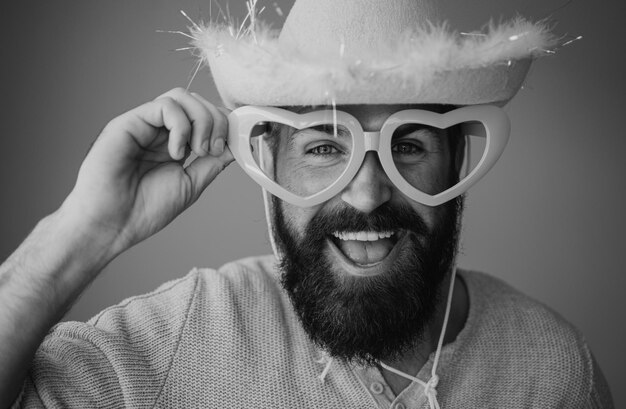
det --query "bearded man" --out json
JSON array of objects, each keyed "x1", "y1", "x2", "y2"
[{"x1": 0, "y1": 0, "x2": 614, "y2": 408}]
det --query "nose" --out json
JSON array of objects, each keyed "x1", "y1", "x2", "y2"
[{"x1": 340, "y1": 152, "x2": 392, "y2": 213}]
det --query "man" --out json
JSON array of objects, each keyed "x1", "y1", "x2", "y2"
[{"x1": 0, "y1": 0, "x2": 614, "y2": 408}]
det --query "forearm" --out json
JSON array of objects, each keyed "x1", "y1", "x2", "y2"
[
  {"x1": 0, "y1": 89, "x2": 229, "y2": 407},
  {"x1": 0, "y1": 208, "x2": 118, "y2": 407}
]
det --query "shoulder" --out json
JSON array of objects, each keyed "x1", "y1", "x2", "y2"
[
  {"x1": 37, "y1": 255, "x2": 283, "y2": 361},
  {"x1": 76, "y1": 254, "x2": 292, "y2": 351},
  {"x1": 459, "y1": 269, "x2": 584, "y2": 349},
  {"x1": 26, "y1": 255, "x2": 289, "y2": 407},
  {"x1": 81, "y1": 254, "x2": 282, "y2": 333},
  {"x1": 205, "y1": 254, "x2": 283, "y2": 294},
  {"x1": 450, "y1": 269, "x2": 612, "y2": 407}
]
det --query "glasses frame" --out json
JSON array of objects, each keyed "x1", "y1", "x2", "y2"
[{"x1": 227, "y1": 105, "x2": 510, "y2": 207}]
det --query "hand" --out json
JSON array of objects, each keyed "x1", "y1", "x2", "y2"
[{"x1": 60, "y1": 88, "x2": 234, "y2": 258}]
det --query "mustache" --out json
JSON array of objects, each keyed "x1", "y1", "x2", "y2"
[{"x1": 305, "y1": 202, "x2": 430, "y2": 238}]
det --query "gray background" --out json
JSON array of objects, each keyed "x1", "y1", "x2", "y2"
[{"x1": 1, "y1": 0, "x2": 624, "y2": 406}]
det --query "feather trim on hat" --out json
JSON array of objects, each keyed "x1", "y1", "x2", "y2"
[{"x1": 189, "y1": 18, "x2": 558, "y2": 107}]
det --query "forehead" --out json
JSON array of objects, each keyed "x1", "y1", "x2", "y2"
[{"x1": 290, "y1": 104, "x2": 455, "y2": 132}]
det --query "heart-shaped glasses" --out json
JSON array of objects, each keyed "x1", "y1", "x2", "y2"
[{"x1": 227, "y1": 105, "x2": 510, "y2": 207}]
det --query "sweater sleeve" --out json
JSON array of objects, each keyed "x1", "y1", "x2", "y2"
[
  {"x1": 588, "y1": 351, "x2": 614, "y2": 409},
  {"x1": 13, "y1": 269, "x2": 203, "y2": 409}
]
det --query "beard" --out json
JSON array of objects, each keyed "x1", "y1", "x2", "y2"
[{"x1": 273, "y1": 195, "x2": 463, "y2": 366}]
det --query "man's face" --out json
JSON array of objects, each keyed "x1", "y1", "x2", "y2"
[{"x1": 270, "y1": 104, "x2": 464, "y2": 365}]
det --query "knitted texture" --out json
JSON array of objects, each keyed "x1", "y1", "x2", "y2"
[{"x1": 14, "y1": 255, "x2": 613, "y2": 408}]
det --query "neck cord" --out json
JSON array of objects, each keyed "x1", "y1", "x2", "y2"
[
  {"x1": 379, "y1": 266, "x2": 457, "y2": 409},
  {"x1": 259, "y1": 133, "x2": 281, "y2": 259}
]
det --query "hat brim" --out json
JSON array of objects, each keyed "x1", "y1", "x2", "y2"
[{"x1": 193, "y1": 18, "x2": 554, "y2": 109}]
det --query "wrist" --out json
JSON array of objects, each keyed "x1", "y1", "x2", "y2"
[
  {"x1": 56, "y1": 194, "x2": 131, "y2": 261},
  {"x1": 51, "y1": 205, "x2": 122, "y2": 269}
]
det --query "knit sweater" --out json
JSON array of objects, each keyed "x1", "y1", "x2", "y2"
[{"x1": 13, "y1": 255, "x2": 613, "y2": 408}]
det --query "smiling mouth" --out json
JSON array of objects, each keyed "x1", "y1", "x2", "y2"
[{"x1": 327, "y1": 230, "x2": 405, "y2": 275}]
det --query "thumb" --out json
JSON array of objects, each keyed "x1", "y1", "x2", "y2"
[{"x1": 184, "y1": 148, "x2": 235, "y2": 201}]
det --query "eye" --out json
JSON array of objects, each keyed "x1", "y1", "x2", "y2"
[
  {"x1": 392, "y1": 141, "x2": 424, "y2": 155},
  {"x1": 308, "y1": 144, "x2": 341, "y2": 155}
]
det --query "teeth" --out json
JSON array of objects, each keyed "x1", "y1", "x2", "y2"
[{"x1": 332, "y1": 231, "x2": 396, "y2": 241}]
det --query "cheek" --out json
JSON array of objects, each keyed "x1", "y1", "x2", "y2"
[
  {"x1": 394, "y1": 195, "x2": 440, "y2": 230},
  {"x1": 392, "y1": 139, "x2": 455, "y2": 196},
  {"x1": 396, "y1": 160, "x2": 453, "y2": 195},
  {"x1": 277, "y1": 159, "x2": 335, "y2": 196},
  {"x1": 279, "y1": 200, "x2": 320, "y2": 238},
  {"x1": 277, "y1": 156, "x2": 346, "y2": 197}
]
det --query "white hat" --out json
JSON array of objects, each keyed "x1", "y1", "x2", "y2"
[{"x1": 191, "y1": 0, "x2": 558, "y2": 109}]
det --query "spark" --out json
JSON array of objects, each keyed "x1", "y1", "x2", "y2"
[
  {"x1": 539, "y1": 0, "x2": 574, "y2": 19},
  {"x1": 246, "y1": 0, "x2": 260, "y2": 43},
  {"x1": 209, "y1": 0, "x2": 228, "y2": 23},
  {"x1": 180, "y1": 10, "x2": 202, "y2": 32},
  {"x1": 332, "y1": 98, "x2": 338, "y2": 139},
  {"x1": 273, "y1": 2, "x2": 284, "y2": 17},
  {"x1": 156, "y1": 30, "x2": 197, "y2": 40},
  {"x1": 562, "y1": 35, "x2": 583, "y2": 47},
  {"x1": 186, "y1": 59, "x2": 203, "y2": 91},
  {"x1": 460, "y1": 32, "x2": 487, "y2": 36},
  {"x1": 236, "y1": 12, "x2": 252, "y2": 39}
]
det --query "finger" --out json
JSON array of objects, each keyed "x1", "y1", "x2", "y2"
[
  {"x1": 184, "y1": 148, "x2": 235, "y2": 201},
  {"x1": 158, "y1": 97, "x2": 192, "y2": 161},
  {"x1": 111, "y1": 97, "x2": 191, "y2": 161},
  {"x1": 191, "y1": 92, "x2": 229, "y2": 157},
  {"x1": 158, "y1": 88, "x2": 213, "y2": 158}
]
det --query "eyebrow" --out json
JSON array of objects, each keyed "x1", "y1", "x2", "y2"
[
  {"x1": 307, "y1": 124, "x2": 351, "y2": 137},
  {"x1": 393, "y1": 124, "x2": 445, "y2": 149}
]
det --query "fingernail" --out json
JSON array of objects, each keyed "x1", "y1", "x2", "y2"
[
  {"x1": 213, "y1": 139, "x2": 224, "y2": 155},
  {"x1": 178, "y1": 147, "x2": 186, "y2": 159},
  {"x1": 201, "y1": 140, "x2": 209, "y2": 153}
]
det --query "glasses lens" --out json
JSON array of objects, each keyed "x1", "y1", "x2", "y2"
[
  {"x1": 249, "y1": 121, "x2": 354, "y2": 197},
  {"x1": 390, "y1": 121, "x2": 487, "y2": 195}
]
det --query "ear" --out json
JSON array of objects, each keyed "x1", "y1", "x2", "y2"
[
  {"x1": 261, "y1": 133, "x2": 276, "y2": 178},
  {"x1": 450, "y1": 126, "x2": 466, "y2": 180}
]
